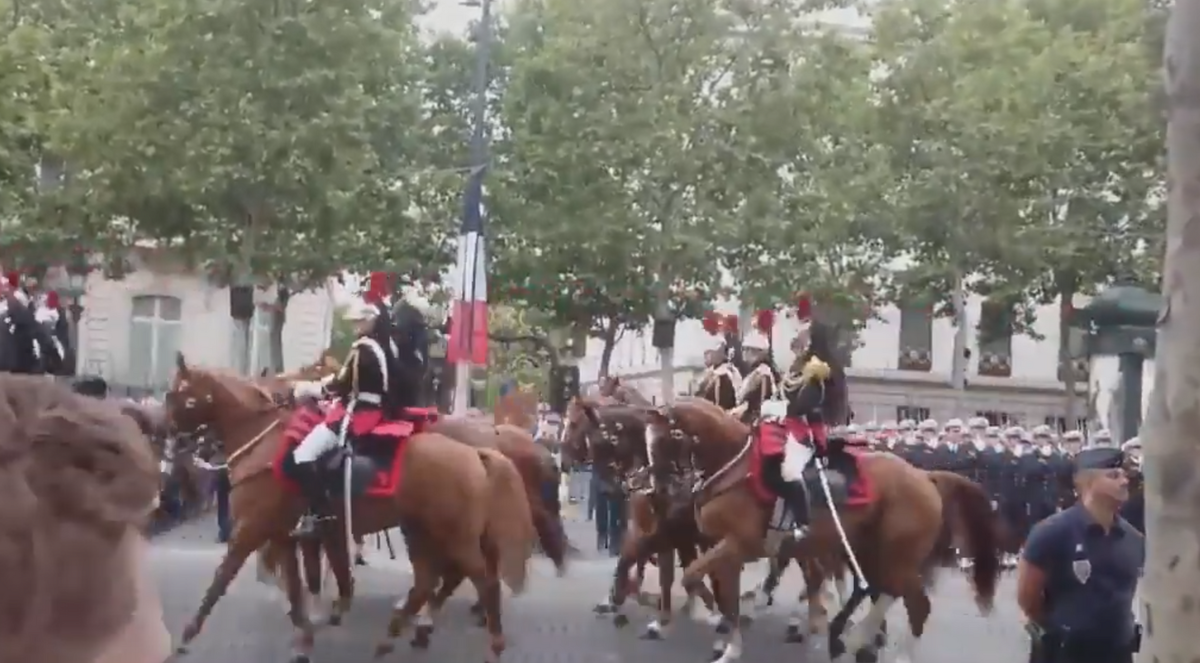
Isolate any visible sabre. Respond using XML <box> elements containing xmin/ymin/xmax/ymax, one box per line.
<box><xmin>338</xmin><ymin>400</ymin><xmax>357</xmax><ymax>571</ymax></box>
<box><xmin>814</xmin><ymin>455</ymin><xmax>869</xmax><ymax>591</ymax></box>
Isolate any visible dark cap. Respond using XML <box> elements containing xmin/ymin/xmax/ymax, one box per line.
<box><xmin>1073</xmin><ymin>446</ymin><xmax>1125</xmax><ymax>472</ymax></box>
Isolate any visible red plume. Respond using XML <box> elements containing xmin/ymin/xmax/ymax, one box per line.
<box><xmin>5</xmin><ymin>272</ymin><xmax>19</xmax><ymax>289</ymax></box>
<box><xmin>701</xmin><ymin>310</ymin><xmax>721</xmax><ymax>336</ymax></box>
<box><xmin>754</xmin><ymin>308</ymin><xmax>775</xmax><ymax>332</ymax></box>
<box><xmin>364</xmin><ymin>271</ymin><xmax>390</xmax><ymax>304</ymax></box>
<box><xmin>722</xmin><ymin>314</ymin><xmax>739</xmax><ymax>335</ymax></box>
<box><xmin>795</xmin><ymin>293</ymin><xmax>812</xmax><ymax>321</ymax></box>
<box><xmin>45</xmin><ymin>291</ymin><xmax>60</xmax><ymax>309</ymax></box>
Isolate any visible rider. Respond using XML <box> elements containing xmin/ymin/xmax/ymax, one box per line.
<box><xmin>759</xmin><ymin>312</ymin><xmax>849</xmax><ymax>540</ymax></box>
<box><xmin>289</xmin><ymin>291</ymin><xmax>402</xmax><ymax>537</ymax></box>
<box><xmin>730</xmin><ymin>329</ymin><xmax>780</xmax><ymax>424</ymax></box>
<box><xmin>700</xmin><ymin>340</ymin><xmax>743</xmax><ymax>409</ymax></box>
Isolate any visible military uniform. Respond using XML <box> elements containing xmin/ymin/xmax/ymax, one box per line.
<box><xmin>698</xmin><ymin>347</ymin><xmax>743</xmax><ymax>410</ymax></box>
<box><xmin>290</xmin><ymin>298</ymin><xmax>399</xmax><ymax>536</ymax></box>
<box><xmin>1021</xmin><ymin>447</ymin><xmax>1143</xmax><ymax>663</ymax></box>
<box><xmin>730</xmin><ymin>336</ymin><xmax>778</xmax><ymax>424</ymax></box>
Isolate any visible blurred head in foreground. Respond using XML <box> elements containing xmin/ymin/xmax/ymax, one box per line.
<box><xmin>0</xmin><ymin>375</ymin><xmax>167</xmax><ymax>663</ymax></box>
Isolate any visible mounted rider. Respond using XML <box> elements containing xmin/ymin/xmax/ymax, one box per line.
<box><xmin>696</xmin><ymin>311</ymin><xmax>743</xmax><ymax>409</ymax></box>
<box><xmin>756</xmin><ymin>294</ymin><xmax>850</xmax><ymax>540</ymax></box>
<box><xmin>290</xmin><ymin>272</ymin><xmax>403</xmax><ymax>536</ymax></box>
<box><xmin>729</xmin><ymin>308</ymin><xmax>780</xmax><ymax>424</ymax></box>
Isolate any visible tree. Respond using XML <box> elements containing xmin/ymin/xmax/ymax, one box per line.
<box><xmin>492</xmin><ymin>0</ymin><xmax>826</xmax><ymax>397</ymax></box>
<box><xmin>1141</xmin><ymin>0</ymin><xmax>1200</xmax><ymax>658</ymax></box>
<box><xmin>42</xmin><ymin>0</ymin><xmax>445</xmax><ymax>369</ymax></box>
<box><xmin>870</xmin><ymin>0</ymin><xmax>1071</xmax><ymax>323</ymax></box>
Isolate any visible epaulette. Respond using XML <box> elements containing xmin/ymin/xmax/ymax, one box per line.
<box><xmin>801</xmin><ymin>356</ymin><xmax>830</xmax><ymax>383</ymax></box>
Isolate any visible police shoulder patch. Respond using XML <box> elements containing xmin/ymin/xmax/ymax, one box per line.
<box><xmin>1072</xmin><ymin>558</ymin><xmax>1092</xmax><ymax>584</ymax></box>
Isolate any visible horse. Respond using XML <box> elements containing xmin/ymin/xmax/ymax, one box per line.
<box><xmin>561</xmin><ymin>396</ymin><xmax>730</xmax><ymax>635</ymax></box>
<box><xmin>643</xmin><ymin>397</ymin><xmax>1002</xmax><ymax>663</ymax></box>
<box><xmin>164</xmin><ymin>356</ymin><xmax>536</xmax><ymax>663</ymax></box>
<box><xmin>597</xmin><ymin>376</ymin><xmax>654</xmax><ymax>407</ymax></box>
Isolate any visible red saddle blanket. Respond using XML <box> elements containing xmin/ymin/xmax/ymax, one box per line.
<box><xmin>273</xmin><ymin>403</ymin><xmax>438</xmax><ymax>498</ymax></box>
<box><xmin>748</xmin><ymin>420</ymin><xmax>875</xmax><ymax>508</ymax></box>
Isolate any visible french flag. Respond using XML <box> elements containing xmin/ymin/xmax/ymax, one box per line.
<box><xmin>447</xmin><ymin>166</ymin><xmax>488</xmax><ymax>365</ymax></box>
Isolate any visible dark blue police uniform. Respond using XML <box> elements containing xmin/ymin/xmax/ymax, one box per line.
<box><xmin>1022</xmin><ymin>447</ymin><xmax>1143</xmax><ymax>663</ymax></box>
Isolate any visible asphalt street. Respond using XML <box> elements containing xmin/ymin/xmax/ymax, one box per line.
<box><xmin>153</xmin><ymin>514</ymin><xmax>1031</xmax><ymax>663</ymax></box>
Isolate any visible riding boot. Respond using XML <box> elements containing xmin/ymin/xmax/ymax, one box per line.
<box><xmin>784</xmin><ymin>480</ymin><xmax>811</xmax><ymax>540</ymax></box>
<box><xmin>291</xmin><ymin>462</ymin><xmax>330</xmax><ymax>538</ymax></box>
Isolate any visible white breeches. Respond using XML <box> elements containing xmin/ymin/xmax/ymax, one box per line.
<box><xmin>293</xmin><ymin>423</ymin><xmax>339</xmax><ymax>463</ymax></box>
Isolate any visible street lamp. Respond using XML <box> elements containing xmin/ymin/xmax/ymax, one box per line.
<box><xmin>1072</xmin><ymin>283</ymin><xmax>1162</xmax><ymax>444</ymax></box>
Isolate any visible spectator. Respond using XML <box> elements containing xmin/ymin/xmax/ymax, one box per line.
<box><xmin>0</xmin><ymin>375</ymin><xmax>167</xmax><ymax>663</ymax></box>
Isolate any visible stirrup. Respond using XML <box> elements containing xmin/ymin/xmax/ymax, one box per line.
<box><xmin>291</xmin><ymin>512</ymin><xmax>330</xmax><ymax>537</ymax></box>
<box><xmin>791</xmin><ymin>524</ymin><xmax>809</xmax><ymax>541</ymax></box>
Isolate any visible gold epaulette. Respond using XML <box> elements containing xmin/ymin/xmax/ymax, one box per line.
<box><xmin>801</xmin><ymin>356</ymin><xmax>830</xmax><ymax>383</ymax></box>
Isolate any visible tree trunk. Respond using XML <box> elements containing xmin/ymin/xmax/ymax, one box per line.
<box><xmin>269</xmin><ymin>285</ymin><xmax>290</xmax><ymax>373</ymax></box>
<box><xmin>1057</xmin><ymin>282</ymin><xmax>1080</xmax><ymax>426</ymax></box>
<box><xmin>1142</xmin><ymin>4</ymin><xmax>1200</xmax><ymax>659</ymax></box>
<box><xmin>597</xmin><ymin>318</ymin><xmax>619</xmax><ymax>379</ymax></box>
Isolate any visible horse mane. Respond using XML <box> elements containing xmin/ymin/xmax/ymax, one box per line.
<box><xmin>674</xmin><ymin>396</ymin><xmax>748</xmax><ymax>442</ymax></box>
<box><xmin>187</xmin><ymin>365</ymin><xmax>274</xmax><ymax>410</ymax></box>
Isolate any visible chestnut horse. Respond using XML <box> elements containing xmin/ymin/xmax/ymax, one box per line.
<box><xmin>644</xmin><ymin>398</ymin><xmax>1001</xmax><ymax>663</ymax></box>
<box><xmin>165</xmin><ymin>356</ymin><xmax>536</xmax><ymax>663</ymax></box>
<box><xmin>561</xmin><ymin>397</ymin><xmax>729</xmax><ymax>636</ymax></box>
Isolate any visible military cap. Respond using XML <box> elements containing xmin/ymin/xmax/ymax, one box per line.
<box><xmin>898</xmin><ymin>419</ymin><xmax>916</xmax><ymax>431</ymax></box>
<box><xmin>1005</xmin><ymin>426</ymin><xmax>1025</xmax><ymax>438</ymax></box>
<box><xmin>1121</xmin><ymin>437</ymin><xmax>1141</xmax><ymax>451</ymax></box>
<box><xmin>967</xmin><ymin>416</ymin><xmax>988</xmax><ymax>428</ymax></box>
<box><xmin>944</xmin><ymin>418</ymin><xmax>964</xmax><ymax>430</ymax></box>
<box><xmin>918</xmin><ymin>418</ymin><xmax>938</xmax><ymax>432</ymax></box>
<box><xmin>1062</xmin><ymin>430</ymin><xmax>1085</xmax><ymax>443</ymax></box>
<box><xmin>1073</xmin><ymin>446</ymin><xmax>1125</xmax><ymax>472</ymax></box>
<box><xmin>1032</xmin><ymin>424</ymin><xmax>1054</xmax><ymax>437</ymax></box>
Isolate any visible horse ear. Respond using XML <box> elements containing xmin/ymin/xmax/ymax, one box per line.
<box><xmin>176</xmin><ymin>351</ymin><xmax>189</xmax><ymax>376</ymax></box>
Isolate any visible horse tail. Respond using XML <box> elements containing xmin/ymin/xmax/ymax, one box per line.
<box><xmin>927</xmin><ymin>471</ymin><xmax>1002</xmax><ymax>613</ymax></box>
<box><xmin>478</xmin><ymin>448</ymin><xmax>536</xmax><ymax>595</ymax></box>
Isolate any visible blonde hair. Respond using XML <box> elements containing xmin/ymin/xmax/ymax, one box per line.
<box><xmin>0</xmin><ymin>375</ymin><xmax>159</xmax><ymax>663</ymax></box>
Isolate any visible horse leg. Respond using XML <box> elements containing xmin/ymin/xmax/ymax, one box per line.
<box><xmin>604</xmin><ymin>525</ymin><xmax>659</xmax><ymax>625</ymax></box>
<box><xmin>789</xmin><ymin>560</ymin><xmax>826</xmax><ymax>642</ymax></box>
<box><xmin>678</xmin><ymin>541</ymin><xmax>721</xmax><ymax>628</ymax></box>
<box><xmin>894</xmin><ymin>584</ymin><xmax>931</xmax><ymax>663</ymax></box>
<box><xmin>471</xmin><ymin>538</ymin><xmax>507</xmax><ymax>663</ymax></box>
<box><xmin>410</xmin><ymin>565</ymin><xmax>466</xmax><ymax>649</ymax></box>
<box><xmin>827</xmin><ymin>583</ymin><xmax>872</xmax><ymax>661</ymax></box>
<box><xmin>373</xmin><ymin>549</ymin><xmax>441</xmax><ymax>658</ymax></box>
<box><xmin>741</xmin><ymin>544</ymin><xmax>788</xmax><ymax>615</ymax></box>
<box><xmin>320</xmin><ymin>526</ymin><xmax>355</xmax><ymax>626</ymax></box>
<box><xmin>178</xmin><ymin>525</ymin><xmax>283</xmax><ymax>651</ymax></box>
<box><xmin>709</xmin><ymin>562</ymin><xmax>745</xmax><ymax>663</ymax></box>
<box><xmin>279</xmin><ymin>541</ymin><xmax>318</xmax><ymax>663</ymax></box>
<box><xmin>835</xmin><ymin>589</ymin><xmax>899</xmax><ymax>663</ymax></box>
<box><xmin>642</xmin><ymin>545</ymin><xmax>676</xmax><ymax>640</ymax></box>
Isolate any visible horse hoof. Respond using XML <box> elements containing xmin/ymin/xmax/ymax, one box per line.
<box><xmin>709</xmin><ymin>645</ymin><xmax>725</xmax><ymax>662</ymax></box>
<box><xmin>613</xmin><ymin>613</ymin><xmax>630</xmax><ymax>628</ymax></box>
<box><xmin>410</xmin><ymin>625</ymin><xmax>433</xmax><ymax>649</ymax></box>
<box><xmin>714</xmin><ymin>620</ymin><xmax>731</xmax><ymax>635</ymax></box>
<box><xmin>289</xmin><ymin>654</ymin><xmax>312</xmax><ymax>663</ymax></box>
<box><xmin>855</xmin><ymin>649</ymin><xmax>879</xmax><ymax>663</ymax></box>
<box><xmin>829</xmin><ymin>637</ymin><xmax>845</xmax><ymax>659</ymax></box>
<box><xmin>373</xmin><ymin>642</ymin><xmax>395</xmax><ymax>659</ymax></box>
<box><xmin>593</xmin><ymin>603</ymin><xmax>614</xmax><ymax>614</ymax></box>
<box><xmin>785</xmin><ymin>624</ymin><xmax>805</xmax><ymax>643</ymax></box>
<box><xmin>640</xmin><ymin>622</ymin><xmax>663</xmax><ymax>640</ymax></box>
<box><xmin>739</xmin><ymin>590</ymin><xmax>755</xmax><ymax>600</ymax></box>
<box><xmin>327</xmin><ymin>613</ymin><xmax>342</xmax><ymax>627</ymax></box>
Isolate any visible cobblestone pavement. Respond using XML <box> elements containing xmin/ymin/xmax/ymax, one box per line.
<box><xmin>155</xmin><ymin>515</ymin><xmax>1030</xmax><ymax>663</ymax></box>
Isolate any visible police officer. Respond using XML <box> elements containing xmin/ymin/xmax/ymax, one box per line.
<box><xmin>1017</xmin><ymin>446</ymin><xmax>1143</xmax><ymax>663</ymax></box>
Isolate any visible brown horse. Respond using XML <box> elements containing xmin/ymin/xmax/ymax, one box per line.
<box><xmin>562</xmin><ymin>397</ymin><xmax>730</xmax><ymax>635</ymax></box>
<box><xmin>644</xmin><ymin>398</ymin><xmax>1001</xmax><ymax>663</ymax></box>
<box><xmin>165</xmin><ymin>356</ymin><xmax>535</xmax><ymax>663</ymax></box>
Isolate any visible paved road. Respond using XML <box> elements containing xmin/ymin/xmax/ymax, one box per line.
<box><xmin>154</xmin><ymin>516</ymin><xmax>1029</xmax><ymax>663</ymax></box>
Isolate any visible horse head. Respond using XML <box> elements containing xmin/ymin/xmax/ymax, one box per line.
<box><xmin>166</xmin><ymin>352</ymin><xmax>278</xmax><ymax>441</ymax></box>
<box><xmin>644</xmin><ymin>397</ymin><xmax>748</xmax><ymax>477</ymax></box>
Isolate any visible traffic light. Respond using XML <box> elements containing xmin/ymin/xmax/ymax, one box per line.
<box><xmin>549</xmin><ymin>365</ymin><xmax>579</xmax><ymax>414</ymax></box>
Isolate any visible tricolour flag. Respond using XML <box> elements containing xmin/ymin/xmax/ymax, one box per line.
<box><xmin>447</xmin><ymin>168</ymin><xmax>488</xmax><ymax>365</ymax></box>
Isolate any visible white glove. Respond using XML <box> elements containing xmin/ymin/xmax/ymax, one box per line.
<box><xmin>292</xmin><ymin>380</ymin><xmax>324</xmax><ymax>399</ymax></box>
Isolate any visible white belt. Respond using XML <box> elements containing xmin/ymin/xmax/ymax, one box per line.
<box><xmin>356</xmin><ymin>393</ymin><xmax>382</xmax><ymax>405</ymax></box>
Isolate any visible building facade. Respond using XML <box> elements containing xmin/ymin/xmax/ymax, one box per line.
<box><xmin>44</xmin><ymin>251</ymin><xmax>336</xmax><ymax>390</ymax></box>
<box><xmin>580</xmin><ymin>293</ymin><xmax>1102</xmax><ymax>429</ymax></box>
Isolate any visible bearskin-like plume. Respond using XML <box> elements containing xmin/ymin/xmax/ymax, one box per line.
<box><xmin>722</xmin><ymin>314</ymin><xmax>739</xmax><ymax>335</ymax></box>
<box><xmin>364</xmin><ymin>271</ymin><xmax>391</xmax><ymax>304</ymax></box>
<box><xmin>45</xmin><ymin>291</ymin><xmax>60</xmax><ymax>309</ymax></box>
<box><xmin>701</xmin><ymin>310</ymin><xmax>721</xmax><ymax>336</ymax></box>
<box><xmin>754</xmin><ymin>309</ymin><xmax>775</xmax><ymax>332</ymax></box>
<box><xmin>795</xmin><ymin>293</ymin><xmax>812</xmax><ymax>321</ymax></box>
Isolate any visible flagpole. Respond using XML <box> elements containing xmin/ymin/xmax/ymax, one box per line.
<box><xmin>452</xmin><ymin>0</ymin><xmax>494</xmax><ymax>415</ymax></box>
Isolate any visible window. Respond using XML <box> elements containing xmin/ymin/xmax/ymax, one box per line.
<box><xmin>1044</xmin><ymin>415</ymin><xmax>1089</xmax><ymax>433</ymax></box>
<box><xmin>896</xmin><ymin>405</ymin><xmax>931</xmax><ymax>422</ymax></box>
<box><xmin>977</xmin><ymin>299</ymin><xmax>1013</xmax><ymax>377</ymax></box>
<box><xmin>897</xmin><ymin>301</ymin><xmax>933</xmax><ymax>371</ymax></box>
<box><xmin>976</xmin><ymin>410</ymin><xmax>1012</xmax><ymax>426</ymax></box>
<box><xmin>128</xmin><ymin>295</ymin><xmax>183</xmax><ymax>388</ymax></box>
<box><xmin>1058</xmin><ymin>325</ymin><xmax>1088</xmax><ymax>382</ymax></box>
<box><xmin>230</xmin><ymin>308</ymin><xmax>273</xmax><ymax>376</ymax></box>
